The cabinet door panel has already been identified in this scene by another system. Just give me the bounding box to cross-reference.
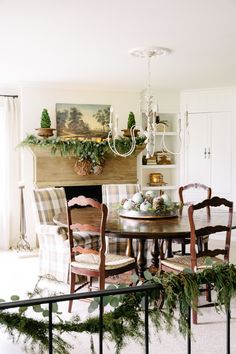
[186,113,210,185]
[209,112,231,196]
[185,111,232,199]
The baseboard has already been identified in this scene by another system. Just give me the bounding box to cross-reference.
[210,235,236,242]
[12,248,39,258]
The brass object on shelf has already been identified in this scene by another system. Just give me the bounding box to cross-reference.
[149,173,167,186]
[155,151,173,165]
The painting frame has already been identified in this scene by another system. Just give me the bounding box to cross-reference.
[56,103,111,139]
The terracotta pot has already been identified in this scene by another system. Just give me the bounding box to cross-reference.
[121,129,140,138]
[36,128,55,138]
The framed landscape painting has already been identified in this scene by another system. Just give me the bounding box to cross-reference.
[56,103,111,139]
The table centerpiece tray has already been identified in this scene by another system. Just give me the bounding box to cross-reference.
[119,210,178,219]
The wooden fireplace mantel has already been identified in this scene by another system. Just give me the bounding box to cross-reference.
[29,146,144,187]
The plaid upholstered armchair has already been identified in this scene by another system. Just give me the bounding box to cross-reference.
[102,184,140,256]
[102,184,153,264]
[32,187,100,283]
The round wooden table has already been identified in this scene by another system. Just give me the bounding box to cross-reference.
[54,207,236,276]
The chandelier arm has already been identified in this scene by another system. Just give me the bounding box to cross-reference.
[107,129,136,157]
[157,123,182,155]
[108,46,178,159]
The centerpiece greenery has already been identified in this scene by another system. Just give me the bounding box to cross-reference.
[119,190,179,216]
[0,263,236,354]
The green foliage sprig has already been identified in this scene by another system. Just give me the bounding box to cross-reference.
[19,134,146,166]
[0,263,236,354]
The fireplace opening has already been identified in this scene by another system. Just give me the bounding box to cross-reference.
[63,185,102,203]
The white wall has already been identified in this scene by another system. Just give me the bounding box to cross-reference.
[19,83,179,247]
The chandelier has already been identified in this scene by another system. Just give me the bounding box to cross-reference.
[107,46,181,158]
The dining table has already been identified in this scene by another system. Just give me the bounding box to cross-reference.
[53,207,236,276]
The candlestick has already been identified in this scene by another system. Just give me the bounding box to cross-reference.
[109,106,113,128]
[153,111,156,127]
[114,114,119,138]
[17,182,31,252]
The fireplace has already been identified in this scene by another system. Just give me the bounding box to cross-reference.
[63,185,102,203]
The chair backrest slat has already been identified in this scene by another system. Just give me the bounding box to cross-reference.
[188,196,233,269]
[67,195,108,264]
[179,183,212,206]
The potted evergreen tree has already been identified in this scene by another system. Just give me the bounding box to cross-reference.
[36,108,55,138]
[122,111,140,137]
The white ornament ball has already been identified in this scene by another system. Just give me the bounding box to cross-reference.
[132,192,144,204]
[161,193,170,204]
[145,190,157,198]
[123,199,134,210]
[140,201,151,212]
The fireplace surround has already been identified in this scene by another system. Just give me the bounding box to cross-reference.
[64,185,102,203]
[29,145,143,188]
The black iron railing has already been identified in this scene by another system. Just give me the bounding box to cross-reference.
[0,284,231,354]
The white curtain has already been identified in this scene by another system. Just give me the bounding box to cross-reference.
[0,97,21,250]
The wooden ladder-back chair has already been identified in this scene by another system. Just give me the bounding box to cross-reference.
[67,195,137,312]
[175,183,212,255]
[161,196,233,324]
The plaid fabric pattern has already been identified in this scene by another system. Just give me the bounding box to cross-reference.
[33,187,100,283]
[73,231,100,250]
[102,184,153,262]
[33,187,66,224]
[36,224,70,283]
[102,184,141,208]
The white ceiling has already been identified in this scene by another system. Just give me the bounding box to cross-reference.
[1,0,236,92]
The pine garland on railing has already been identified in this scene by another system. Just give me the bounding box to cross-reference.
[0,263,236,354]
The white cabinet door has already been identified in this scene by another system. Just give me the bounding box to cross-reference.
[186,113,210,185]
[209,112,231,196]
[185,111,232,198]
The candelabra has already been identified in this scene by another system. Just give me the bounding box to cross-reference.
[107,46,181,158]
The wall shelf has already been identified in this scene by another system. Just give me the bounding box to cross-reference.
[155,132,178,136]
[142,185,177,191]
[142,164,176,169]
[138,112,179,199]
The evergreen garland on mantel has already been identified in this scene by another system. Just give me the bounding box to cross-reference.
[19,134,146,166]
[0,263,236,354]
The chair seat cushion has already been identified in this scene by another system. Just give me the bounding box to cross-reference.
[71,253,135,271]
[161,255,224,272]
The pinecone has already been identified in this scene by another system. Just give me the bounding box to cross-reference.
[153,197,164,210]
[93,164,103,175]
[145,195,153,204]
[120,198,128,206]
[74,159,92,176]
